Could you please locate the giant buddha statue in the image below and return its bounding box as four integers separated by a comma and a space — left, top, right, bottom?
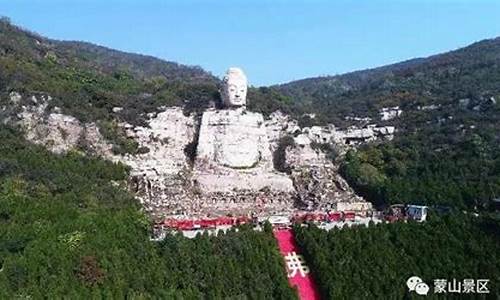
193, 67, 294, 195
221, 67, 248, 108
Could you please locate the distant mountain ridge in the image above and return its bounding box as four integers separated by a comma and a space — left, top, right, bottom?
2, 16, 499, 129
275, 36, 500, 126
0, 17, 221, 126
0, 17, 215, 83
53, 40, 213, 82
278, 36, 500, 96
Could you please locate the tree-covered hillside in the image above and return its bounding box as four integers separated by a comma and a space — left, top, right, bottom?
277, 37, 500, 125
2, 16, 499, 128
0, 18, 296, 127
295, 215, 500, 299
0, 17, 221, 125
0, 125, 296, 299
340, 129, 500, 210
277, 35, 500, 211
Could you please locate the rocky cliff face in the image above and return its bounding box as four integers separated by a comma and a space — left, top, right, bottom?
286, 139, 370, 212
4, 92, 113, 156
117, 108, 197, 215
3, 92, 396, 218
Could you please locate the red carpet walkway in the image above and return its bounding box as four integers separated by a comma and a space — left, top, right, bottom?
274, 229, 321, 300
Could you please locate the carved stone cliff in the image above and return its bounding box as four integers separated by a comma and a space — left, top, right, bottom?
4, 68, 399, 218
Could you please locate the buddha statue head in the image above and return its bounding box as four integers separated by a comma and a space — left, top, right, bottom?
221, 67, 248, 108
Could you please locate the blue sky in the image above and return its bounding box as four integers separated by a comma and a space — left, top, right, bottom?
1, 0, 499, 86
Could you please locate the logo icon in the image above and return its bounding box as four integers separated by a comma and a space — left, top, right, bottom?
407, 276, 429, 296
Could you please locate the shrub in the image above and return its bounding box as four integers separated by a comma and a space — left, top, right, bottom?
273, 135, 295, 173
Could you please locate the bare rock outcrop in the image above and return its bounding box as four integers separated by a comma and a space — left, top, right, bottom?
285, 133, 371, 212
116, 108, 196, 216
12, 93, 112, 156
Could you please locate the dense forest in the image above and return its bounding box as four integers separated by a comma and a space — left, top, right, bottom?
340, 129, 500, 210
295, 214, 500, 298
0, 125, 296, 299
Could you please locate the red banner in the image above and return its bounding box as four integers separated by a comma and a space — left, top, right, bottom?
274, 229, 321, 300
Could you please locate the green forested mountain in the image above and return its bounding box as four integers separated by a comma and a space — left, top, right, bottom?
0, 18, 294, 126
277, 36, 500, 210
281, 36, 500, 298
0, 15, 500, 299
0, 17, 220, 125
0, 20, 299, 298
0, 18, 213, 82
2, 16, 500, 210
2, 15, 499, 128
277, 37, 500, 124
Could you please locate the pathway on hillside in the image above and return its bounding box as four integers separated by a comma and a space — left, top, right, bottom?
274, 229, 321, 300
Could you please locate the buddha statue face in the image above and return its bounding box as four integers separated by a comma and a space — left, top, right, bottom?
221, 67, 247, 107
